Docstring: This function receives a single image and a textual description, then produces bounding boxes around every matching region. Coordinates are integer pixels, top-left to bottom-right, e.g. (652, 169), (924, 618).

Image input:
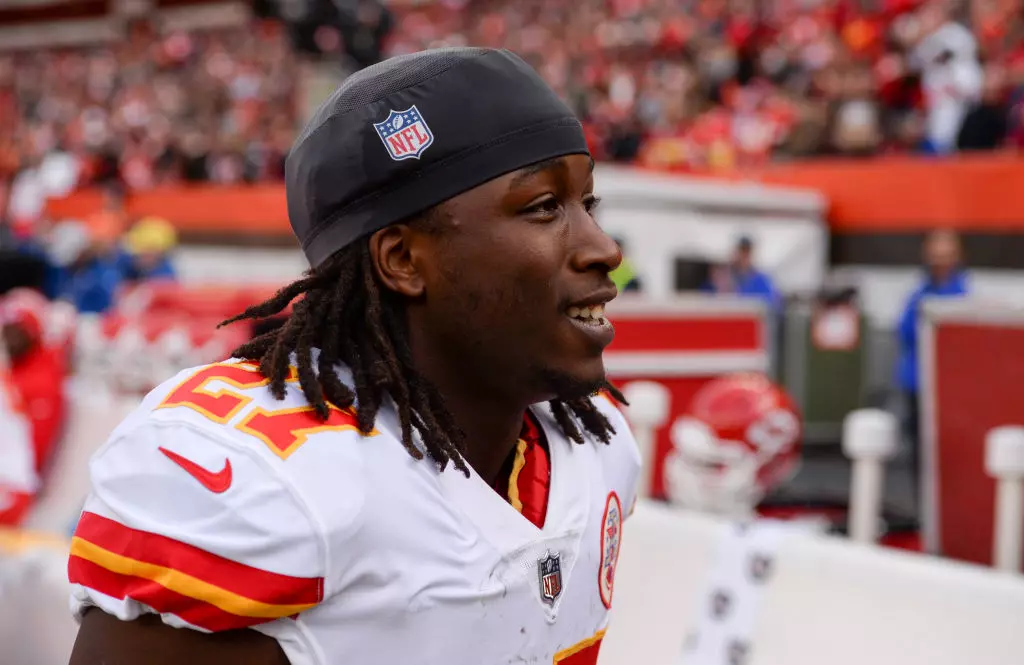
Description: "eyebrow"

(509, 156), (595, 189)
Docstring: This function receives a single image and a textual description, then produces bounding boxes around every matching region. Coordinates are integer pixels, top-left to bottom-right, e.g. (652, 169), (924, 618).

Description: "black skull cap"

(286, 47), (590, 268)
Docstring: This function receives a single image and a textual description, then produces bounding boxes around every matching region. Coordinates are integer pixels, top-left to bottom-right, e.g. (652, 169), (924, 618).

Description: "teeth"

(567, 303), (608, 321)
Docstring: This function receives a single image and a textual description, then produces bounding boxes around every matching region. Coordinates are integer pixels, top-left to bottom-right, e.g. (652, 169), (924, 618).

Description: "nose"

(569, 212), (622, 275)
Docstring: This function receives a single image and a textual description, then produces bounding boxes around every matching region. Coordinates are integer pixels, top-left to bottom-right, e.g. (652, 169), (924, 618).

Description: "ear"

(368, 225), (427, 298)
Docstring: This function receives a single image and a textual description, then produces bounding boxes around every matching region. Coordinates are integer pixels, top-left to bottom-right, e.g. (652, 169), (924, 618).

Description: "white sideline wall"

(600, 501), (1024, 665)
(0, 532), (79, 665)
(6, 502), (1024, 664)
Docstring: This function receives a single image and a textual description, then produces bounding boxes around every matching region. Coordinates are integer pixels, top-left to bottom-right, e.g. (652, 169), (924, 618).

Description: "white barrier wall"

(9, 470), (1024, 664)
(600, 501), (1024, 665)
(0, 531), (78, 665)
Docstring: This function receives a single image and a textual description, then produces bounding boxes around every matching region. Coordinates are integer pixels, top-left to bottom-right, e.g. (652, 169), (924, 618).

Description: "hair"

(221, 232), (627, 476)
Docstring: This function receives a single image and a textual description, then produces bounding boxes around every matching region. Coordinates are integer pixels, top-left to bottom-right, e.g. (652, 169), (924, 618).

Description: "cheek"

(435, 240), (559, 327)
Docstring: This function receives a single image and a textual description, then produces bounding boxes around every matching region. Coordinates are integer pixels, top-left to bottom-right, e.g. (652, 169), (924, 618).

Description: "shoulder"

(71, 360), (396, 632)
(591, 390), (643, 470)
(904, 283), (928, 306)
(590, 391), (643, 516)
(124, 359), (376, 476)
(531, 391), (642, 498)
(71, 416), (330, 633)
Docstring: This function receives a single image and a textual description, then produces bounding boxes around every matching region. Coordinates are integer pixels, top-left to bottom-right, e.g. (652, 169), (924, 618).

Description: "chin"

(537, 360), (607, 402)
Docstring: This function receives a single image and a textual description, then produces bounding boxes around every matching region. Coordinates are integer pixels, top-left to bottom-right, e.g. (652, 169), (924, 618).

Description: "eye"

(521, 195), (561, 220)
(584, 195), (602, 215)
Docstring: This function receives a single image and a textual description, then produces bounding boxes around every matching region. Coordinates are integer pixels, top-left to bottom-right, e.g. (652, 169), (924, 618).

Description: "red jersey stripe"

(69, 555), (275, 631)
(73, 512), (322, 606)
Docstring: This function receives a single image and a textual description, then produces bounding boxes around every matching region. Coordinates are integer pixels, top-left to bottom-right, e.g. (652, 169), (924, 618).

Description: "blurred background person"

(704, 236), (782, 311)
(957, 62), (1011, 151)
(0, 357), (38, 527)
(1, 289), (67, 478)
(48, 220), (124, 314)
(908, 0), (983, 154)
(118, 216), (178, 283)
(610, 236), (642, 293)
(895, 229), (969, 497)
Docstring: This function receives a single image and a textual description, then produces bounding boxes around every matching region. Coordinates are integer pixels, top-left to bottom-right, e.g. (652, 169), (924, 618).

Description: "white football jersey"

(69, 359), (642, 665)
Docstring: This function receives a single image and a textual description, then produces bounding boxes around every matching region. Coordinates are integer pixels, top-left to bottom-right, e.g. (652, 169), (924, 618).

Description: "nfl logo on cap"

(373, 105), (434, 161)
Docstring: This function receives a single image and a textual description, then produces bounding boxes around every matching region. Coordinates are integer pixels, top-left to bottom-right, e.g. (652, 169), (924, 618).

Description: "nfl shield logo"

(373, 106), (434, 161)
(538, 551), (563, 605)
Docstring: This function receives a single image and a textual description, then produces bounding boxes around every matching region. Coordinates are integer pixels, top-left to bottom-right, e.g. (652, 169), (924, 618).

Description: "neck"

(440, 380), (528, 486)
(408, 338), (528, 486)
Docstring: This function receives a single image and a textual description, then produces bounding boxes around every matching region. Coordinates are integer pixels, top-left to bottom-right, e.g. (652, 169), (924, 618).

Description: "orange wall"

(46, 155), (1024, 238)
(47, 185), (291, 236)
(755, 154), (1024, 232)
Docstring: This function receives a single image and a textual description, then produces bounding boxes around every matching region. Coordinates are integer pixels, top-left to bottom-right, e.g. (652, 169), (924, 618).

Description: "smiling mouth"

(565, 303), (610, 327)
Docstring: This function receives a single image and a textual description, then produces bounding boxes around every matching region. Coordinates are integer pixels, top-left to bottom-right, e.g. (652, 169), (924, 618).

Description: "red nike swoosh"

(158, 447), (233, 494)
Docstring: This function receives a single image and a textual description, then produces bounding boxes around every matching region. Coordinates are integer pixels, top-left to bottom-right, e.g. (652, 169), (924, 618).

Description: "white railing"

(986, 426), (1024, 573)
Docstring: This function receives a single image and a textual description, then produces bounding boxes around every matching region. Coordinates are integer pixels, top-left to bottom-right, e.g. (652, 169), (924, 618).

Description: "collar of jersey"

(437, 403), (593, 555)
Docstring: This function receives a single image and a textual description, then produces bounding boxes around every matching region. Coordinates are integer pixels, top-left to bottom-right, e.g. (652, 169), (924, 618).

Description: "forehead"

(444, 154), (594, 210)
(507, 155), (595, 186)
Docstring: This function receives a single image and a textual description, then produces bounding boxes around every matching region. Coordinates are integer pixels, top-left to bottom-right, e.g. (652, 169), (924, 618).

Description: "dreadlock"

(221, 238), (628, 477)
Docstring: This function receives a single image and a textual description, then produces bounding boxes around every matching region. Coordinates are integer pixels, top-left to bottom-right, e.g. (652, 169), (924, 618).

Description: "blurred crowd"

(0, 18), (296, 317)
(0, 20), (298, 231)
(389, 0), (1024, 170)
(0, 0), (1020, 217)
(3, 190), (179, 314)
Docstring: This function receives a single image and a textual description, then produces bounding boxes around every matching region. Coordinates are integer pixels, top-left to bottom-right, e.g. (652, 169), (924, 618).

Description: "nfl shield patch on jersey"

(538, 551), (563, 605)
(373, 106), (434, 161)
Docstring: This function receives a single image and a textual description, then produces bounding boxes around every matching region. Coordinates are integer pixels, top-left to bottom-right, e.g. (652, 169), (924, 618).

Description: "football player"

(68, 48), (641, 665)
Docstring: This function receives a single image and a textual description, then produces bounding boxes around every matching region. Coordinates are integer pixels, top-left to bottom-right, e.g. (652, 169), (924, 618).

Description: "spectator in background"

(49, 222), (123, 314)
(1, 289), (67, 476)
(119, 216), (178, 283)
(828, 64), (884, 157)
(704, 235), (781, 310)
(957, 62), (1010, 151)
(84, 185), (127, 244)
(909, 0), (983, 154)
(896, 229), (969, 490)
(0, 364), (38, 527)
(609, 236), (642, 293)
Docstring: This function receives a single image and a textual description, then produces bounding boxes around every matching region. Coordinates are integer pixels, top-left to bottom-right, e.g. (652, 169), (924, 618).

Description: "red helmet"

(664, 373), (802, 517)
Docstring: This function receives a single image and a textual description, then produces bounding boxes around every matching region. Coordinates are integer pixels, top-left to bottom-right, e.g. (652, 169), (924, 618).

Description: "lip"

(566, 287), (618, 310)
(563, 285), (617, 350)
(566, 315), (615, 349)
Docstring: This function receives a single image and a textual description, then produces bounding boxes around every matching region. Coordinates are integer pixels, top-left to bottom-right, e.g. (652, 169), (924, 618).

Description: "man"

(705, 236), (781, 310)
(117, 216), (178, 283)
(1, 289), (66, 474)
(896, 229), (968, 500)
(0, 358), (38, 526)
(69, 48), (641, 665)
(909, 0), (982, 155)
(609, 236), (641, 293)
